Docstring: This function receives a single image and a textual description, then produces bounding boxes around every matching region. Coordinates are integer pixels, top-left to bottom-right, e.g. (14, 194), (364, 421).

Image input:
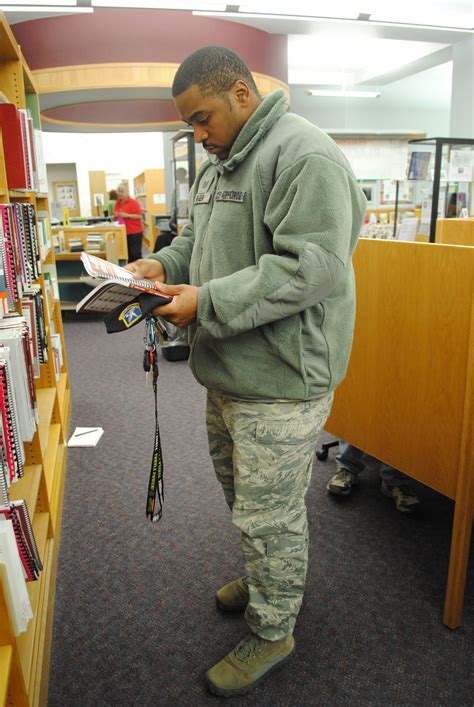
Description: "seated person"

(327, 442), (420, 514)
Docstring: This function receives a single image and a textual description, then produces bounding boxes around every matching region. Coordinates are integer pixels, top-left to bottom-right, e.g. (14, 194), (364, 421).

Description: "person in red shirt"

(113, 183), (144, 262)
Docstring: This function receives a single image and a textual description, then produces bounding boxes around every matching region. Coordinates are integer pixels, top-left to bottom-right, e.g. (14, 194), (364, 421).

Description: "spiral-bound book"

(76, 252), (172, 314)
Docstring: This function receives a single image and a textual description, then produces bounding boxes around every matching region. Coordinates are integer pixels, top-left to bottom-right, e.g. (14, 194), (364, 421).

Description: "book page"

(81, 252), (155, 287)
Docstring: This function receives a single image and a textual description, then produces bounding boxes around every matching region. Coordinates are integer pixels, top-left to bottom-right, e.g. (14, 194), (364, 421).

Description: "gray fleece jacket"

(151, 90), (367, 400)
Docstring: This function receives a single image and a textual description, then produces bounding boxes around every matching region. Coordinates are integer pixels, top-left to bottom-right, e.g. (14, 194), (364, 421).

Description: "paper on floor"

(68, 427), (104, 447)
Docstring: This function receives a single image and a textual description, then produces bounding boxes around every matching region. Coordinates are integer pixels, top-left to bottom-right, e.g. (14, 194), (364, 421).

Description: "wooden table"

(325, 238), (474, 629)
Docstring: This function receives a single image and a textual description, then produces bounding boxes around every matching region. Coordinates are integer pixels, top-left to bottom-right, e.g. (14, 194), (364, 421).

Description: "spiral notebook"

(76, 252), (172, 314)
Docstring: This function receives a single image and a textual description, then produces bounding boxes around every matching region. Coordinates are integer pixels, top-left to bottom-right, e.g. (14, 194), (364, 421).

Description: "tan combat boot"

(206, 632), (295, 696)
(215, 577), (249, 612)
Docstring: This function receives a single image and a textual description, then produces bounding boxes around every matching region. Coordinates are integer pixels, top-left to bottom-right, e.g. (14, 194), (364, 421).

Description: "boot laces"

(235, 635), (263, 664)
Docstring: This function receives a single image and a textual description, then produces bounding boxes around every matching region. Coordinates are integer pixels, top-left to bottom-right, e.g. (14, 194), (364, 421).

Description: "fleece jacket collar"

(210, 89), (288, 174)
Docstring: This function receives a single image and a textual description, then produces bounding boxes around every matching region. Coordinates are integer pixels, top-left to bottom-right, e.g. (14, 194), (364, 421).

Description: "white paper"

(68, 427), (104, 447)
(396, 218), (419, 242)
(448, 150), (474, 182)
(153, 193), (166, 204)
(421, 198), (432, 224)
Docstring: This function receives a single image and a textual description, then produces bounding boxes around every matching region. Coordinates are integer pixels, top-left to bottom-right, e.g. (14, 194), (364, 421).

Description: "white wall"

(42, 131), (165, 216)
(450, 37), (474, 138)
(290, 62), (452, 137)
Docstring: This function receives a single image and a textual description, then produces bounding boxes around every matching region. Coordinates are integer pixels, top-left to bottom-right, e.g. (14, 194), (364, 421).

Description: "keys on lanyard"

(143, 316), (165, 523)
(143, 317), (168, 386)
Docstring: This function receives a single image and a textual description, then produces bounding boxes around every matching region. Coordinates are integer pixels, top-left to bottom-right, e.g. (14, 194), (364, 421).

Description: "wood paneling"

(325, 237), (474, 627)
(33, 62), (289, 97)
(88, 170), (107, 216)
(436, 218), (474, 246)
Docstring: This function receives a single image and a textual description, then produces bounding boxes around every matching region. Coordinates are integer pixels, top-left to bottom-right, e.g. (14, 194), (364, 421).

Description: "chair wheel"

(316, 450), (329, 461)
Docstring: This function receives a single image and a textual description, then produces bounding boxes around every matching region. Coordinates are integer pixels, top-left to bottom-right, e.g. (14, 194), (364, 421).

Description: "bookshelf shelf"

(36, 388), (57, 455)
(0, 12), (72, 706)
(50, 446), (67, 534)
(133, 169), (167, 249)
(8, 465), (42, 516)
(57, 372), (67, 408)
(43, 425), (62, 498)
(16, 515), (50, 683)
(0, 646), (13, 705)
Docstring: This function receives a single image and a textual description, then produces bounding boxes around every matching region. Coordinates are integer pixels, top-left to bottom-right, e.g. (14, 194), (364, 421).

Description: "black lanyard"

(143, 317), (164, 523)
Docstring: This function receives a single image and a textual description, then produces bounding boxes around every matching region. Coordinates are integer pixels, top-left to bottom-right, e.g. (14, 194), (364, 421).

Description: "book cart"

(0, 13), (71, 706)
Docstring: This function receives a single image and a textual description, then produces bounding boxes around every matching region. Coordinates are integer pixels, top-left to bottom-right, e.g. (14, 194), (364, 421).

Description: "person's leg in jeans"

(327, 442), (367, 495)
(127, 232), (143, 262)
(379, 463), (421, 513)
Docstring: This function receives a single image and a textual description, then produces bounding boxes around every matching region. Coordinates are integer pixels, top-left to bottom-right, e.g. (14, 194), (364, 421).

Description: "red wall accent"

(13, 9), (287, 82)
(43, 99), (181, 124)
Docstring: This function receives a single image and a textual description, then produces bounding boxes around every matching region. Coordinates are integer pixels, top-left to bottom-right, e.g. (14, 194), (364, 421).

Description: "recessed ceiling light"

(307, 89), (381, 98)
(0, 4), (93, 10)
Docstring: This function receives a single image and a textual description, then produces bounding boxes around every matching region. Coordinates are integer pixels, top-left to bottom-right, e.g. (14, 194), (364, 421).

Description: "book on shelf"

(0, 105), (42, 192)
(76, 251), (171, 315)
(36, 209), (52, 260)
(43, 263), (60, 301)
(0, 317), (38, 446)
(69, 237), (83, 253)
(86, 232), (104, 252)
(0, 520), (34, 635)
(0, 202), (41, 310)
(50, 333), (62, 382)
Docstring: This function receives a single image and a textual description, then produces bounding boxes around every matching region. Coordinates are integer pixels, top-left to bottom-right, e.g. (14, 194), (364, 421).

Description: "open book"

(76, 252), (172, 314)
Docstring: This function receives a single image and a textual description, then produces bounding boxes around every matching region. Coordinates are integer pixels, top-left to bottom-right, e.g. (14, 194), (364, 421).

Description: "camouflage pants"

(206, 389), (333, 641)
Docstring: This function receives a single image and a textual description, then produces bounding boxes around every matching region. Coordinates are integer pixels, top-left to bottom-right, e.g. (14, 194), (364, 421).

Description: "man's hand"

(153, 283), (198, 328)
(125, 259), (166, 282)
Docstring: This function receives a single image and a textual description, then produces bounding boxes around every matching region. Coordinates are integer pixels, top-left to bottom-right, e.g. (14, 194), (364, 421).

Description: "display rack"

(133, 169), (166, 249)
(0, 12), (71, 706)
(171, 129), (207, 223)
(403, 137), (474, 243)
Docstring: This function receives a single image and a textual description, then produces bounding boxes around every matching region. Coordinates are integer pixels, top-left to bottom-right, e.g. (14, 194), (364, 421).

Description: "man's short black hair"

(172, 46), (260, 99)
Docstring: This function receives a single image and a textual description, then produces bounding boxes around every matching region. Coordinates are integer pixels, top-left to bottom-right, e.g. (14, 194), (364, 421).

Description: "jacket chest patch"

(194, 191), (212, 204)
(215, 190), (246, 203)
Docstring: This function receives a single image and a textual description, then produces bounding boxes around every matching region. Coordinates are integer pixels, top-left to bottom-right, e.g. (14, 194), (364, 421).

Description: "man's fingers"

(157, 282), (183, 296)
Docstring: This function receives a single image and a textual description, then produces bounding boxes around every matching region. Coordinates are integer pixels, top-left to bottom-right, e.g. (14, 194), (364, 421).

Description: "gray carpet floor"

(48, 318), (474, 706)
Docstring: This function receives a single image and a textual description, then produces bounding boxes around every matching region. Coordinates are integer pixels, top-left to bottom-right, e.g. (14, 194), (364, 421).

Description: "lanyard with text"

(143, 317), (165, 523)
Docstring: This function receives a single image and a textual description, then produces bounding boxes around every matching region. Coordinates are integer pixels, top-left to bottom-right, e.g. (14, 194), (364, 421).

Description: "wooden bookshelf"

(133, 169), (166, 249)
(0, 11), (71, 706)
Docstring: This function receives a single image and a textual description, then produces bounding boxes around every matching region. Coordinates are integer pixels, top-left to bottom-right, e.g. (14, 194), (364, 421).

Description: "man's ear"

(233, 79), (251, 106)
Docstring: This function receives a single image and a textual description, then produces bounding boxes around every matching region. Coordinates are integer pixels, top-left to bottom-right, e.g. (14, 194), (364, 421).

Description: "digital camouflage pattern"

(206, 390), (333, 641)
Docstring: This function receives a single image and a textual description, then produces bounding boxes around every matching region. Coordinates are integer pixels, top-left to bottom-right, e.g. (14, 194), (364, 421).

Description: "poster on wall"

(56, 183), (77, 210)
(380, 179), (413, 204)
(407, 152), (431, 180)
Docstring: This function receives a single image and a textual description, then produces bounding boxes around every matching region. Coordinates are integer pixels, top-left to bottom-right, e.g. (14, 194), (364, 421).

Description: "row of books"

(0, 202), (41, 313)
(0, 104), (47, 192)
(0, 315), (43, 634)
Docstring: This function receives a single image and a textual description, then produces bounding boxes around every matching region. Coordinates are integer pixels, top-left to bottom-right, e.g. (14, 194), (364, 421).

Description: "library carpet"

(48, 319), (474, 706)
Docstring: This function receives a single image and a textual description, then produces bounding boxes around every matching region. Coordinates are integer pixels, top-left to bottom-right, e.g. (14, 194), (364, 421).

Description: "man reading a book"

(126, 46), (366, 697)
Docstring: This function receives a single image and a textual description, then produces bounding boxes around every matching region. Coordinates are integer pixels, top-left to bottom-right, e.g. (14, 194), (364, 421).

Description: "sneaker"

(381, 481), (421, 513)
(327, 468), (358, 496)
(215, 577), (249, 612)
(205, 632), (295, 697)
